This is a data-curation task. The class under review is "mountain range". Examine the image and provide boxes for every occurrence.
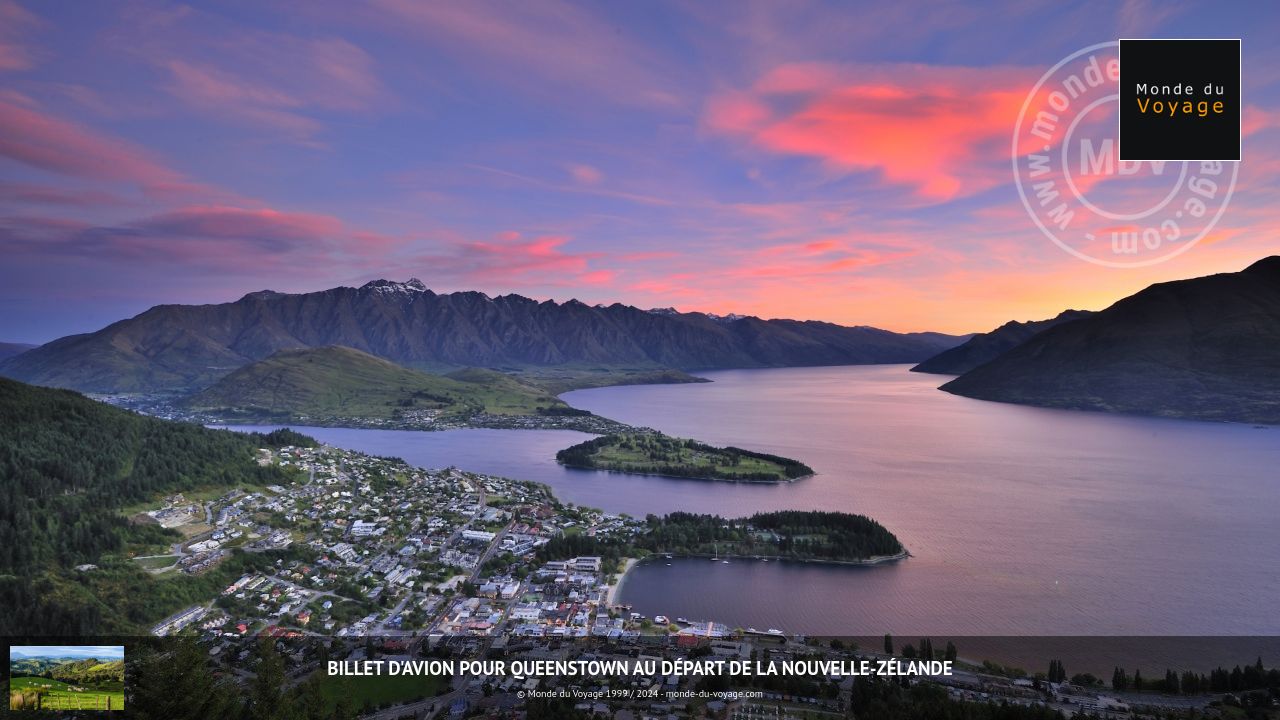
[940,257,1280,424]
[0,280,968,393]
[910,310,1093,375]
[0,342,35,361]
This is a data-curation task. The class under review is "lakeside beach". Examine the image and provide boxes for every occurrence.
[604,557,640,607]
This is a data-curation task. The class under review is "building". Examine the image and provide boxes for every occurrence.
[461,529,496,543]
[152,605,208,636]
[351,520,380,537]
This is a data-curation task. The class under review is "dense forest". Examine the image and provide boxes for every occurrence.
[641,511,904,560]
[556,433,814,482]
[0,377,313,634]
[538,510,904,564]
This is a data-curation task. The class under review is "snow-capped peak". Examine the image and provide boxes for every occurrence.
[361,278,429,294]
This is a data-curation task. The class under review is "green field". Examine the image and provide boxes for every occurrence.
[134,554,179,570]
[9,676,125,711]
[506,365,710,394]
[185,345,570,420]
[556,432,815,482]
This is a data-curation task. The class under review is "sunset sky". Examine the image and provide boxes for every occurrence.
[2,0,1278,344]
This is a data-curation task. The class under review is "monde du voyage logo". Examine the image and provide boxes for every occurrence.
[1013,40,1241,267]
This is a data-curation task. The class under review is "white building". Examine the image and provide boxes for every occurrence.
[461,529,496,543]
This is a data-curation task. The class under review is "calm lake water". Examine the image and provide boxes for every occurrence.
[229,364,1280,637]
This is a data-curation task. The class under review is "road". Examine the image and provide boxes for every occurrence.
[469,522,513,583]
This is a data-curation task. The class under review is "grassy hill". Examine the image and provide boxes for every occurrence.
[184,345,573,422]
[9,675,125,711]
[556,432,814,482]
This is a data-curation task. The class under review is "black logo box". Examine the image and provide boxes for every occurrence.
[1119,39,1241,161]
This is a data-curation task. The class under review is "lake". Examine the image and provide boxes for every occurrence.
[229,364,1280,637]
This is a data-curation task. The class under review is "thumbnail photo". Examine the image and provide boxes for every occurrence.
[8,646,125,712]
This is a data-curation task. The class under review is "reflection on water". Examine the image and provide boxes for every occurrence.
[228,364,1280,636]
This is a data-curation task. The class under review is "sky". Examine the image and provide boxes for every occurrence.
[11,645,125,660]
[1,0,1278,344]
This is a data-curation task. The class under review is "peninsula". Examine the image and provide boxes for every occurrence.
[555,432,815,483]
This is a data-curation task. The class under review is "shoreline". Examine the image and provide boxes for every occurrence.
[201,413,640,435]
[633,549,910,569]
[607,549,909,612]
[557,462,814,485]
[604,557,640,606]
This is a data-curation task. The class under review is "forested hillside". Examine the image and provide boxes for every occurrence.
[538,510,904,564]
[0,377,311,633]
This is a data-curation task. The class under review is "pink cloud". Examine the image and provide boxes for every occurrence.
[109,7,387,145]
[0,99,206,197]
[578,269,619,285]
[0,0,40,72]
[619,250,678,262]
[3,204,399,274]
[0,182,125,208]
[704,92,770,133]
[728,236,917,279]
[705,62,1037,201]
[567,164,603,185]
[137,206,345,242]
[1243,104,1276,137]
[409,232,608,288]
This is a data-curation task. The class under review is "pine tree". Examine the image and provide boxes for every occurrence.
[1111,667,1128,691]
[248,641,292,720]
[128,638,240,720]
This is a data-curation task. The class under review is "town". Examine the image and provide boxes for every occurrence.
[130,444,1272,719]
[141,443,646,644]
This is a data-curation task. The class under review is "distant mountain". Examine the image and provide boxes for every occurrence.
[10,650,27,658]
[185,345,567,420]
[0,342,35,361]
[0,280,969,393]
[10,656,125,686]
[911,310,1093,375]
[941,257,1280,424]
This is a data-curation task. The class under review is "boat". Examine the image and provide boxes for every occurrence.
[721,560,730,564]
